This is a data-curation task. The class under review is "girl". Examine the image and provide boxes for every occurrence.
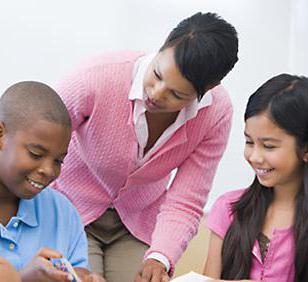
[204,74,308,281]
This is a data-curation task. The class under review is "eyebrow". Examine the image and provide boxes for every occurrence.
[26,143,68,157]
[244,132,282,143]
[155,65,193,97]
[27,143,48,153]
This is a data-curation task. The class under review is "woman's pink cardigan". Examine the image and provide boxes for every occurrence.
[53,51,233,273]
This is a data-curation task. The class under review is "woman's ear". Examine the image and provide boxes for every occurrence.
[303,145,308,163]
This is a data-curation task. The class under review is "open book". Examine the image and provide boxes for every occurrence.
[171,271,213,281]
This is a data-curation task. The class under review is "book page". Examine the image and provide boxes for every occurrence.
[171,271,213,282]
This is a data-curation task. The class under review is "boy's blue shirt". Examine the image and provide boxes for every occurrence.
[0,188,88,271]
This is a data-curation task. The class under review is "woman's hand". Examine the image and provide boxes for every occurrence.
[135,259,170,282]
[19,247,73,282]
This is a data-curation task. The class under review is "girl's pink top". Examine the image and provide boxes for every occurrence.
[207,189,295,281]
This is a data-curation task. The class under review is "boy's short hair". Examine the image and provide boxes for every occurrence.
[0,81,71,133]
[160,12,238,101]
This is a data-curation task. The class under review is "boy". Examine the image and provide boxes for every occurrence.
[0,81,104,282]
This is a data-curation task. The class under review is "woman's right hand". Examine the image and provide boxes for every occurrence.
[20,247,74,282]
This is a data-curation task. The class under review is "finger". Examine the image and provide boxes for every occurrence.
[161,273,170,282]
[141,269,152,282]
[36,247,63,259]
[135,272,142,282]
[45,267,74,281]
[150,268,163,282]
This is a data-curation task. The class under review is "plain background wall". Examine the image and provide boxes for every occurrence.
[0,0,307,210]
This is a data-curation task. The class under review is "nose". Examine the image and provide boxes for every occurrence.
[37,160,58,180]
[247,147,264,165]
[149,82,168,103]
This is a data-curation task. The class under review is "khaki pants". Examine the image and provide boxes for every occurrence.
[85,209,149,282]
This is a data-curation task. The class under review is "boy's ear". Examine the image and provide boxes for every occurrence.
[0,122,5,149]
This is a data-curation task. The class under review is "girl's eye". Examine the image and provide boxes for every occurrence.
[29,151,42,159]
[264,144,275,149]
[245,140,253,145]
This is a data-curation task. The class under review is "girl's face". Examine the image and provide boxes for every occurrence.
[143,47,198,113]
[244,113,305,192]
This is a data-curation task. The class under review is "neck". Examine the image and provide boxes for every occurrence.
[0,183,19,215]
[146,111,179,123]
[272,185,300,206]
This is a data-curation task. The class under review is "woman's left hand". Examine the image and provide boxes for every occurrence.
[135,259,169,282]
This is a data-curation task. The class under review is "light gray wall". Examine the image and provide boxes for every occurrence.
[0,0,306,210]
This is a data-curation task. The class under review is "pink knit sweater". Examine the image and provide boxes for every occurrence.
[53,51,233,272]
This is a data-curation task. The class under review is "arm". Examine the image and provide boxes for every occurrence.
[204,233,254,282]
[140,106,233,281]
[203,231,223,278]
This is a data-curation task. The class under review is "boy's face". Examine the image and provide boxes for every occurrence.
[0,119,71,199]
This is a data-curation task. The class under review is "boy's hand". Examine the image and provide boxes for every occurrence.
[20,247,74,282]
[82,273,106,282]
[0,257,21,282]
[74,268,106,282]
[135,259,170,282]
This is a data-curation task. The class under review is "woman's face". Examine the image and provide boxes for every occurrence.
[143,47,198,113]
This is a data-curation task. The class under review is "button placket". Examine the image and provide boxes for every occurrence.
[9,243,15,250]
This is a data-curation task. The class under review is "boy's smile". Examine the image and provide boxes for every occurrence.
[0,119,71,200]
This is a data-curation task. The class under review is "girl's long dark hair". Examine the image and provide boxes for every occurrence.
[220,74,308,281]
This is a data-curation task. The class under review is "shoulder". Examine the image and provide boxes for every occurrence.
[34,188,79,216]
[193,84,233,132]
[207,189,247,238]
[208,84,233,115]
[77,50,145,70]
[217,188,247,204]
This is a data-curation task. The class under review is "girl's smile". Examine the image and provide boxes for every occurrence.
[244,113,304,193]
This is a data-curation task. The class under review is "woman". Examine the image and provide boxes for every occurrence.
[53,12,238,282]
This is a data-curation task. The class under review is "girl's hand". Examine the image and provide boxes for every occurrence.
[20,247,73,282]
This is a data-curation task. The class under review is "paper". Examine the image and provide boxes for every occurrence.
[171,271,213,281]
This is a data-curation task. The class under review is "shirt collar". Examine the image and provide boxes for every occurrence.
[128,53,213,119]
[16,198,38,227]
